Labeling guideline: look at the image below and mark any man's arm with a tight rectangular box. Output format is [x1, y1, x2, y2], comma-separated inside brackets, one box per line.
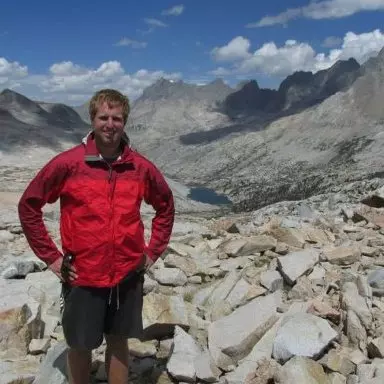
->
[18, 156, 68, 267]
[143, 163, 175, 263]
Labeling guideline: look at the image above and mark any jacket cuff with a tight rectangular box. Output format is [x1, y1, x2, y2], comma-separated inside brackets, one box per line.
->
[144, 248, 157, 262]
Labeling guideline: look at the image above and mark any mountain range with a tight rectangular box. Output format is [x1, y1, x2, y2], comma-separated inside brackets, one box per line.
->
[1, 47, 384, 212]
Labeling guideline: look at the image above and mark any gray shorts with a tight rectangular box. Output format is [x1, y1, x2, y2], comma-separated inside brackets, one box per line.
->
[61, 271, 144, 350]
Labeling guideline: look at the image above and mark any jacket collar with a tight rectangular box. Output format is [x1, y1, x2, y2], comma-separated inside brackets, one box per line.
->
[82, 131, 132, 163]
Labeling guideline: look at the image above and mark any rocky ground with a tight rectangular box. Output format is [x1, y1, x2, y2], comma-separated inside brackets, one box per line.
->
[2, 177, 384, 383]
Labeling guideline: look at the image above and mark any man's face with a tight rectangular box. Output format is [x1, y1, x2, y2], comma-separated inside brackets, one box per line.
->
[92, 101, 125, 149]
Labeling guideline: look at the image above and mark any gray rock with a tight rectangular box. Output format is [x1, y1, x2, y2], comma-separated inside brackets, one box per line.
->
[225, 278, 251, 309]
[346, 309, 367, 350]
[1, 260, 35, 279]
[219, 256, 253, 272]
[275, 356, 329, 384]
[319, 348, 356, 376]
[0, 230, 14, 242]
[273, 313, 338, 363]
[167, 326, 201, 382]
[277, 249, 319, 285]
[260, 270, 284, 292]
[152, 267, 188, 286]
[164, 254, 198, 277]
[29, 338, 51, 355]
[32, 342, 68, 384]
[208, 291, 282, 370]
[341, 282, 372, 329]
[367, 269, 384, 296]
[143, 274, 158, 294]
[220, 238, 248, 257]
[224, 301, 312, 384]
[368, 337, 384, 359]
[0, 357, 38, 384]
[142, 293, 190, 339]
[357, 275, 372, 299]
[128, 338, 157, 358]
[328, 372, 347, 384]
[239, 235, 278, 254]
[205, 271, 241, 317]
[322, 246, 361, 265]
[195, 350, 221, 383]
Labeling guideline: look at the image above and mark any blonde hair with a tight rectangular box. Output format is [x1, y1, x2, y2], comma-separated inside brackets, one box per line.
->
[89, 89, 130, 125]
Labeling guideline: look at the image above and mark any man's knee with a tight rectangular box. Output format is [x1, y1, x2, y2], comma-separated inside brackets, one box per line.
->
[105, 334, 128, 349]
[67, 347, 92, 360]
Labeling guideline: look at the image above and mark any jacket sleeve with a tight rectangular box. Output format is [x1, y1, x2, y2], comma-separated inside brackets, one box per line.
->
[144, 163, 175, 261]
[18, 155, 68, 265]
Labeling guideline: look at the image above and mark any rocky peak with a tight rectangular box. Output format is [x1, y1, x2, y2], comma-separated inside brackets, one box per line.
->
[277, 58, 360, 110]
[360, 45, 384, 74]
[136, 77, 232, 106]
[326, 57, 360, 75]
[278, 71, 314, 94]
[314, 58, 360, 92]
[138, 78, 182, 101]
[38, 102, 88, 128]
[193, 79, 233, 103]
[221, 80, 279, 117]
[0, 88, 44, 113]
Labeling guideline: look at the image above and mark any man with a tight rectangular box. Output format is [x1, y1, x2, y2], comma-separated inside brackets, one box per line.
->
[18, 89, 175, 384]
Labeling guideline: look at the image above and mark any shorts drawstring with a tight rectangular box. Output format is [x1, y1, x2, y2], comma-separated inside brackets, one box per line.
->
[108, 288, 112, 305]
[108, 285, 120, 311]
[116, 284, 120, 310]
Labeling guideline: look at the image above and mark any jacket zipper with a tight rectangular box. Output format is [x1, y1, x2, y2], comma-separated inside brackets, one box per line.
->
[105, 161, 115, 283]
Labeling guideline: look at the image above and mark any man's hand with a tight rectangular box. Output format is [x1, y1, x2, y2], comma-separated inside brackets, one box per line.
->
[49, 257, 78, 282]
[139, 253, 154, 273]
[144, 254, 154, 271]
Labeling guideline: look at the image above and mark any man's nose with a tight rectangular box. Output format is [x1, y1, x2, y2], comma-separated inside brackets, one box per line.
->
[106, 117, 114, 127]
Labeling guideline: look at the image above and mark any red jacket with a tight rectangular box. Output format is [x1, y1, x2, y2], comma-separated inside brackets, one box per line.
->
[18, 132, 175, 287]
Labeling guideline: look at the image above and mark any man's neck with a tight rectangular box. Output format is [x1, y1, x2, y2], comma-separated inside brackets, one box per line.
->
[95, 138, 121, 158]
[99, 147, 121, 158]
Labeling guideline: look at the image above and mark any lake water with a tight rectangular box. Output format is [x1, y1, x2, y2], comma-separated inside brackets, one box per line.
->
[188, 187, 232, 205]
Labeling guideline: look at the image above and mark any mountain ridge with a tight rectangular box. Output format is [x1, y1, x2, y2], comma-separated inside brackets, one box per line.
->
[1, 51, 383, 212]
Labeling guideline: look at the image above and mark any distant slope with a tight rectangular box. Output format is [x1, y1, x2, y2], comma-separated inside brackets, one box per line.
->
[0, 89, 88, 166]
[2, 49, 383, 212]
[126, 49, 384, 211]
[73, 101, 90, 124]
[0, 89, 218, 213]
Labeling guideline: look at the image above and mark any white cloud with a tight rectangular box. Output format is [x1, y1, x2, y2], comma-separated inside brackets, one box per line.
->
[49, 61, 87, 76]
[144, 18, 168, 28]
[238, 40, 317, 76]
[210, 29, 384, 77]
[1, 60, 181, 104]
[247, 0, 384, 27]
[322, 36, 343, 48]
[114, 38, 148, 49]
[0, 57, 28, 87]
[246, 9, 301, 28]
[211, 37, 252, 62]
[161, 5, 184, 16]
[209, 67, 232, 76]
[40, 61, 180, 101]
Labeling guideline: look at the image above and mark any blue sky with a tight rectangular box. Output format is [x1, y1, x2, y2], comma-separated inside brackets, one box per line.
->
[1, 0, 384, 105]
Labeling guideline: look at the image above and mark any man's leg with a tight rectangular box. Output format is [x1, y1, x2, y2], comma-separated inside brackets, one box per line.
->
[67, 348, 92, 384]
[105, 334, 129, 384]
[61, 283, 107, 384]
[104, 274, 144, 384]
